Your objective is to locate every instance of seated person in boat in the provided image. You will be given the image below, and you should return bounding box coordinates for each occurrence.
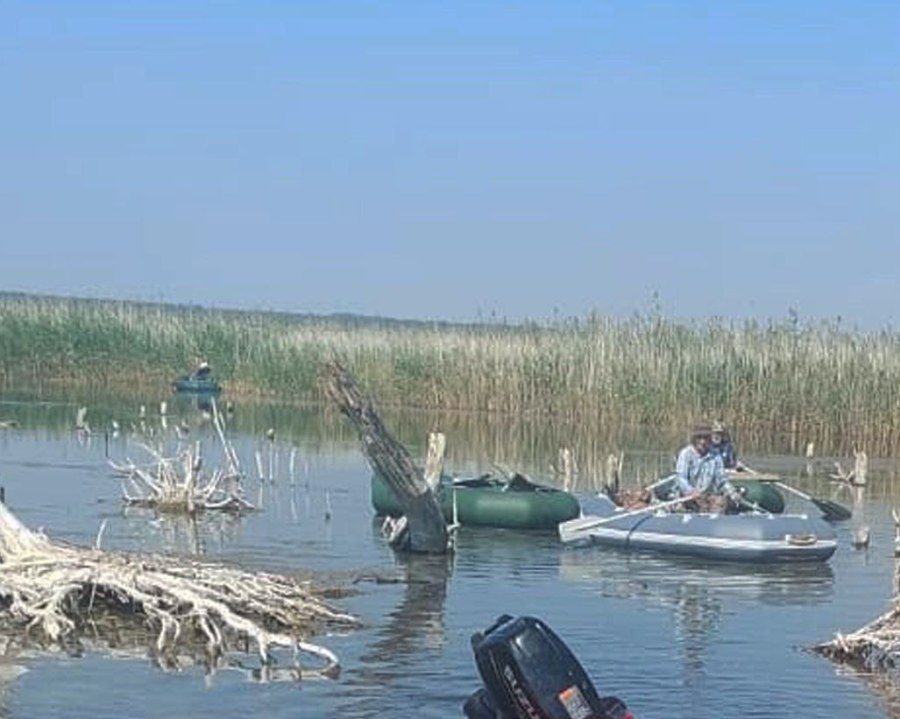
[194,361,212,379]
[673,425,739,512]
[709,420,740,470]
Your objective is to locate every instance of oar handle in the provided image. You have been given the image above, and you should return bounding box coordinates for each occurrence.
[642,473,677,492]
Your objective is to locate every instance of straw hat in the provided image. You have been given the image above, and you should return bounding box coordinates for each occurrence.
[691,424,712,440]
[711,420,727,434]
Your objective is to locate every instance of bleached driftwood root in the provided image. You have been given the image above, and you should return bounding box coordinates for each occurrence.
[815,600,900,674]
[113,402,253,514]
[115,442,253,513]
[0,501,359,678]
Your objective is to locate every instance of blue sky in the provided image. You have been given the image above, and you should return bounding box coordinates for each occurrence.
[2,2,898,324]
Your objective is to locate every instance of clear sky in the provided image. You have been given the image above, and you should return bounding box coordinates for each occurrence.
[2,2,898,324]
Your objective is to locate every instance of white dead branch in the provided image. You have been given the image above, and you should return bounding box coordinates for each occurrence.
[815,600,900,675]
[113,402,252,513]
[830,450,868,487]
[0,500,359,678]
[75,406,90,434]
[817,536,900,680]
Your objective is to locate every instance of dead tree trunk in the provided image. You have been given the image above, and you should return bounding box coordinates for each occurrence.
[325,361,449,554]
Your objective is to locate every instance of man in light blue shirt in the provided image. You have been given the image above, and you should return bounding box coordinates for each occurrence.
[673,425,737,508]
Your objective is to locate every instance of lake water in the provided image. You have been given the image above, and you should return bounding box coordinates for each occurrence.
[0,392,897,718]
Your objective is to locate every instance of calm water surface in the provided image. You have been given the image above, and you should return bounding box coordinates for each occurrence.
[0,394,896,718]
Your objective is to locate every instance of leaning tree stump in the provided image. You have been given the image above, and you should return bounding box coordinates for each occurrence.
[325,361,450,554]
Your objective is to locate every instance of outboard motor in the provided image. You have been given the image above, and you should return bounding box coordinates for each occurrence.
[463,615,633,719]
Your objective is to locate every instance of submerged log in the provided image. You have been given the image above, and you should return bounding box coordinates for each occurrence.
[325,361,449,554]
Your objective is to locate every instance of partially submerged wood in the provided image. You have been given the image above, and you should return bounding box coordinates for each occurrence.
[325,361,449,554]
[112,402,252,513]
[814,600,900,675]
[831,451,867,486]
[0,500,359,678]
[423,432,446,492]
[606,452,623,493]
[855,450,868,486]
[816,551,900,684]
[75,406,90,434]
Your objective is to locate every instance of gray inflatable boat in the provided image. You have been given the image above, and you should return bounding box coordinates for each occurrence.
[559,496,837,563]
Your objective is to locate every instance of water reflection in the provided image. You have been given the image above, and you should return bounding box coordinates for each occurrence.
[9,390,900,509]
[0,661,26,719]
[120,507,245,556]
[559,548,835,608]
[672,581,722,680]
[845,670,900,719]
[364,552,452,662]
[560,547,835,692]
[1,391,899,718]
[336,551,452,717]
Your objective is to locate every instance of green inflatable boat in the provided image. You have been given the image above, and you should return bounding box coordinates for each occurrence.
[371,472,581,530]
[732,479,785,513]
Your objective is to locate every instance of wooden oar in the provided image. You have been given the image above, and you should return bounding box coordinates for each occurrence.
[642,473,677,493]
[741,466,851,521]
[559,496,691,543]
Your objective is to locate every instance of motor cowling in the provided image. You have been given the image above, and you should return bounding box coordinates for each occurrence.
[463,615,633,719]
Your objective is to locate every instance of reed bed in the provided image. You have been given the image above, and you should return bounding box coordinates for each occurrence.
[3,293,900,454]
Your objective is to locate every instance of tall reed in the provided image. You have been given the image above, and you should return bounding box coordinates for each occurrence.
[2,293,900,453]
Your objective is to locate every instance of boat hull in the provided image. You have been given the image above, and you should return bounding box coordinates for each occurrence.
[560,497,837,563]
[173,379,222,393]
[371,473,580,530]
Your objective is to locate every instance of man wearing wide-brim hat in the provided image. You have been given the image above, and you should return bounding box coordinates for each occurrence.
[672,424,738,512]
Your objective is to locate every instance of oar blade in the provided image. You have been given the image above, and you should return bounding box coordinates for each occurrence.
[812,497,852,522]
[559,515,601,544]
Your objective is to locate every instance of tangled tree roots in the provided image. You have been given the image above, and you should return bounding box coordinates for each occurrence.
[112,401,253,514]
[0,501,359,679]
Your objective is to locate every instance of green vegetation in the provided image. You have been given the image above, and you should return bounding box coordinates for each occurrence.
[2,293,900,453]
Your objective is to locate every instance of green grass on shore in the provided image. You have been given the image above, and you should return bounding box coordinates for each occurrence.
[2,292,899,453]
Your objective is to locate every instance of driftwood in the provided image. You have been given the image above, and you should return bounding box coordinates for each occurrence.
[814,601,900,674]
[816,546,900,684]
[0,499,359,678]
[831,450,868,486]
[325,361,449,554]
[111,400,252,514]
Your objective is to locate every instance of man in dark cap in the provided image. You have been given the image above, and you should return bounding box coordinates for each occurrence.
[709,420,739,470]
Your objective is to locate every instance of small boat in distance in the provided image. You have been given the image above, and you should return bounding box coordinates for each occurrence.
[371,472,581,531]
[173,362,222,394]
